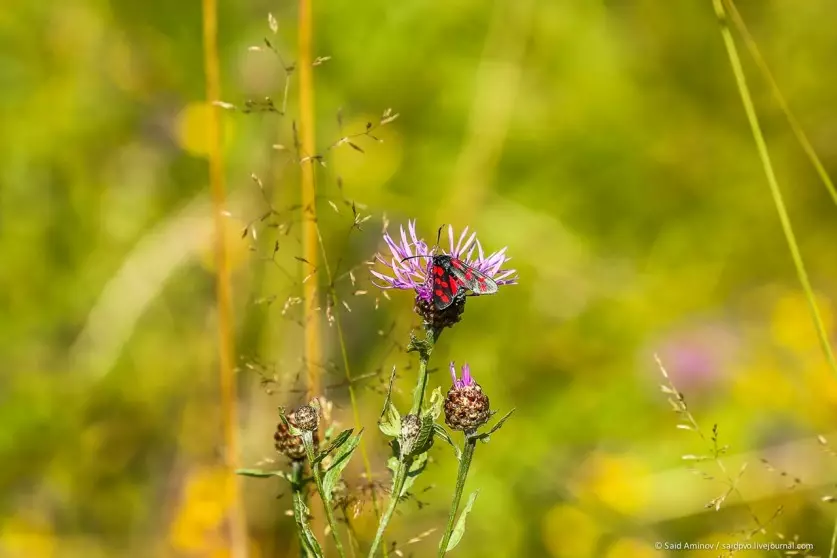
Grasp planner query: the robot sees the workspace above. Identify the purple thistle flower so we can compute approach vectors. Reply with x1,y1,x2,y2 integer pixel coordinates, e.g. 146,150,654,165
369,220,517,303
450,361,474,389
445,361,490,431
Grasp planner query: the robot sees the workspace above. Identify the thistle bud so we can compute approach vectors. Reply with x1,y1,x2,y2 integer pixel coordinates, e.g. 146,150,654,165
289,404,319,433
414,294,466,331
444,362,490,432
401,413,421,443
399,413,434,457
274,420,319,461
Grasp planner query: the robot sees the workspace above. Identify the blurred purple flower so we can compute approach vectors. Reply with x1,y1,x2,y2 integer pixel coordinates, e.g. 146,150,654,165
369,220,518,303
450,361,474,388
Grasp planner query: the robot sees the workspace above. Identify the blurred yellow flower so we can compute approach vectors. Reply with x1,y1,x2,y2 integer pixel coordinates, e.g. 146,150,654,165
731,361,796,413
541,504,600,558
605,537,661,558
169,466,232,553
0,515,56,558
574,452,649,516
772,291,833,354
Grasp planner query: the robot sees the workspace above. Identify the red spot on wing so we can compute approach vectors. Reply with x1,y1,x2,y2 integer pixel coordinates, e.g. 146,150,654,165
449,277,459,296
451,259,465,270
434,266,444,276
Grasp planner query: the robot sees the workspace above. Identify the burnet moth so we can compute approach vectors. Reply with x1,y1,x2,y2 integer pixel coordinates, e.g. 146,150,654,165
401,226,499,310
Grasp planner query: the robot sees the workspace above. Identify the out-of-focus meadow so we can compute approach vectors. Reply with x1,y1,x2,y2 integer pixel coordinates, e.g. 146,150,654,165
4,0,837,556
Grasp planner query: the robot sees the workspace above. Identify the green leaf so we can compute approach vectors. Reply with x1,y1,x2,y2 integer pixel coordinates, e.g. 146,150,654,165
425,386,444,421
401,452,428,497
386,452,429,498
323,430,363,500
313,428,353,465
445,490,479,552
235,468,291,481
415,414,435,454
476,408,516,443
432,424,461,460
379,365,397,418
379,401,401,438
292,487,324,557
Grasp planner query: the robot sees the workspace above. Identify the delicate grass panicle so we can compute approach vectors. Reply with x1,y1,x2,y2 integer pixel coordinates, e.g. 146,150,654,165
656,355,788,555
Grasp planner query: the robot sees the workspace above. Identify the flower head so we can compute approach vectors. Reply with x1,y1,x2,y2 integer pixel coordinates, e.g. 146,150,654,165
288,404,319,432
444,362,491,432
370,221,517,328
274,419,318,460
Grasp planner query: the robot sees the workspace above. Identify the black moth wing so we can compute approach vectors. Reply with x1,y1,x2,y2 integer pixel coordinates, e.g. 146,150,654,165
447,258,498,295
431,266,462,310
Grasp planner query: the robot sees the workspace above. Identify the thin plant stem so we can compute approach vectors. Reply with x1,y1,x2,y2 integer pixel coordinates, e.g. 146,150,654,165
437,436,476,556
303,432,347,558
724,0,837,208
291,461,317,558
367,460,409,558
712,0,837,378
200,1,247,556
830,515,837,558
368,328,437,557
410,327,438,415
298,0,321,403
314,226,384,524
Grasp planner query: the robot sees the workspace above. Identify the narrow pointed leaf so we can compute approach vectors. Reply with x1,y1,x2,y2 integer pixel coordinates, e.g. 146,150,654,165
433,424,461,460
235,468,291,481
445,490,479,552
293,487,324,557
323,430,363,499
313,428,353,465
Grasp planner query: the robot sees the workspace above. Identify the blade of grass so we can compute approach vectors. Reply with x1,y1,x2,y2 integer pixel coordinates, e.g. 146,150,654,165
201,0,248,556
712,0,837,378
830,515,837,558
299,0,321,402
724,0,837,208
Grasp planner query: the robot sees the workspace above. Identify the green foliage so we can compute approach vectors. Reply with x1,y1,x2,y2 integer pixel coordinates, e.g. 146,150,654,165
322,429,363,501
445,490,479,553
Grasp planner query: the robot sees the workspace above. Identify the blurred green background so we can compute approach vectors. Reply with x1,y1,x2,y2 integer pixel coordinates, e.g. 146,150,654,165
3,0,837,556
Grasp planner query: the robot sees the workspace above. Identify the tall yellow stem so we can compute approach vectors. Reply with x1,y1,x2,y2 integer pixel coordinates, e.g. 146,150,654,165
298,0,321,402
201,0,247,556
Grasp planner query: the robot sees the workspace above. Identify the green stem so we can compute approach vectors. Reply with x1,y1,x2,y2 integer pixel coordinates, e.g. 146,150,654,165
410,326,438,414
303,432,347,558
368,325,439,557
367,459,409,557
291,461,324,558
830,515,837,558
712,0,837,378
437,436,476,556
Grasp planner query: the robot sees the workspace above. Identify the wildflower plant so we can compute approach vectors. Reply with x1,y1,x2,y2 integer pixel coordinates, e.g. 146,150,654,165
366,222,516,557
224,13,517,557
